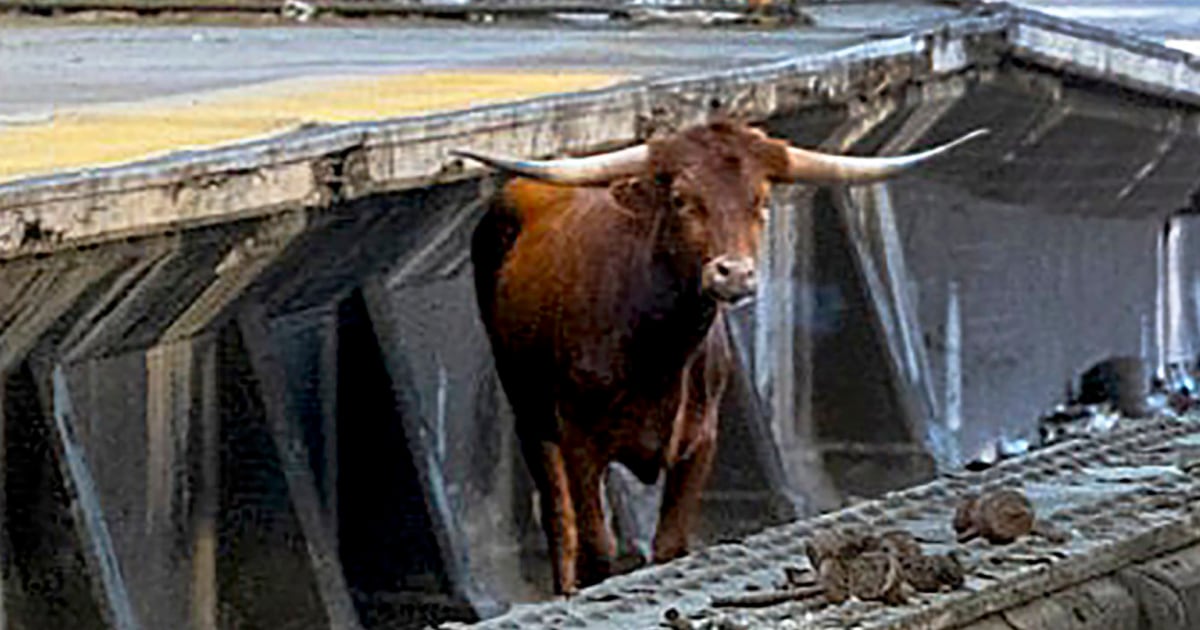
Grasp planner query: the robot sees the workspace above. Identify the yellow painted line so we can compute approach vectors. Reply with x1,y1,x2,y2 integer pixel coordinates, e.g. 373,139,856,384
0,71,624,183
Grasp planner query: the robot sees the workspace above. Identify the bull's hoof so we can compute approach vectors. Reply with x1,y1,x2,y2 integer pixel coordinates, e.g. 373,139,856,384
613,551,647,575
577,557,616,589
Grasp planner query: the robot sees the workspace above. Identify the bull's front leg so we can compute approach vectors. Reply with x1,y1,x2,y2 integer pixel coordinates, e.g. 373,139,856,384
521,438,579,595
653,335,728,563
562,433,617,588
651,419,717,562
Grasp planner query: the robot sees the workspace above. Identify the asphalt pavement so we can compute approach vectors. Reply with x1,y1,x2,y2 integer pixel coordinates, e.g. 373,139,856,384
0,22,871,118
5,1,1198,119
1,1,1197,181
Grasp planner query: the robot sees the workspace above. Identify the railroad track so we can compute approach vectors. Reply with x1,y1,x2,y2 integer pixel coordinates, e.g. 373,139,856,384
455,415,1200,629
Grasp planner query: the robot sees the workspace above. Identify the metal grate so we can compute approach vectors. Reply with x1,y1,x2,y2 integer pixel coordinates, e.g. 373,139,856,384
456,415,1200,629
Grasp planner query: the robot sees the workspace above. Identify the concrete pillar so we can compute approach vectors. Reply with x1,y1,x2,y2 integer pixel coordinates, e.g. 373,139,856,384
1164,218,1192,366
944,280,963,434
1157,221,1168,379
190,337,219,630
755,185,838,513
141,340,196,630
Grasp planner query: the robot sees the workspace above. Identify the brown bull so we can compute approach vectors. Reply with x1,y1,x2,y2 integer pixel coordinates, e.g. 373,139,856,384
457,120,985,595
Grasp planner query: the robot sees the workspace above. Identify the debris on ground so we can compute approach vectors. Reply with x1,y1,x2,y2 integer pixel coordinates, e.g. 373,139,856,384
707,487,1062,612
953,488,1035,544
781,565,816,589
969,356,1200,472
900,553,966,592
280,0,315,21
711,520,970,610
846,551,906,604
661,607,695,630
709,585,824,609
879,529,923,559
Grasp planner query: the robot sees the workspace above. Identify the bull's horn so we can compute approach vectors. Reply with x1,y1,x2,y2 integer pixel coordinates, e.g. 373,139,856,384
778,128,989,184
451,144,648,186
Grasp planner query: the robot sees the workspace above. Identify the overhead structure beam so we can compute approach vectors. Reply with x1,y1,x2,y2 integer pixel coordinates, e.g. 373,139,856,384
0,11,1012,260
753,182,841,513
133,210,313,627
751,93,905,510
0,253,129,376
189,337,219,630
158,211,308,345
58,238,180,364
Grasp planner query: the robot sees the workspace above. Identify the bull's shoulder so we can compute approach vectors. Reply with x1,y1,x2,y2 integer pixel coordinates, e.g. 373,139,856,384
500,178,581,227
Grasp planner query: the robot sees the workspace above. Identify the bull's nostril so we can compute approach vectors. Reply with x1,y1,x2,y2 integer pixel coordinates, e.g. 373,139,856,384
715,261,731,277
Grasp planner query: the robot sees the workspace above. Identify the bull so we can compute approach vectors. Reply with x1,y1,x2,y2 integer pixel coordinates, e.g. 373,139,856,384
456,119,986,595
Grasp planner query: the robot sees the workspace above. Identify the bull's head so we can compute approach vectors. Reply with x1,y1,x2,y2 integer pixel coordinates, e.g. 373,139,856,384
455,122,986,304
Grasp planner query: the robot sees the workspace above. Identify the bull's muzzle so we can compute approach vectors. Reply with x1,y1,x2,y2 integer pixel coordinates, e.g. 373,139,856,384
702,255,757,303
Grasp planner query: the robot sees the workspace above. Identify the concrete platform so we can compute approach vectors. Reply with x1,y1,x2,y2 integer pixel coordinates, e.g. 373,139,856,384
0,21,878,183
0,70,625,181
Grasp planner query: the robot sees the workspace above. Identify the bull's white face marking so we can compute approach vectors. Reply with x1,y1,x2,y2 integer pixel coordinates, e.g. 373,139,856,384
702,254,757,303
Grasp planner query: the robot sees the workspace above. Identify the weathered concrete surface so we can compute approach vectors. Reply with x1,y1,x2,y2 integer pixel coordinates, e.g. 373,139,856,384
994,0,1200,41
0,8,1004,259
0,23,867,119
0,3,975,183
0,71,626,181
1,1,1197,258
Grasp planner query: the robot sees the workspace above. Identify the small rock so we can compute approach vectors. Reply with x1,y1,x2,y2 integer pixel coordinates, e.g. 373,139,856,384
661,607,694,630
901,553,965,592
880,529,922,559
817,557,849,604
847,551,906,605
954,489,1035,544
805,525,879,567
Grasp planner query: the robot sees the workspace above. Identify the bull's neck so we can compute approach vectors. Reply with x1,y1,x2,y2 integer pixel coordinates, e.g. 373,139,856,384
620,213,718,375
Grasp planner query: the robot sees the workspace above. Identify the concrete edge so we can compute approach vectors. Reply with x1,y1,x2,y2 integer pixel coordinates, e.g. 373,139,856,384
961,540,1200,630
0,11,1005,259
1002,4,1200,106
4,3,1200,259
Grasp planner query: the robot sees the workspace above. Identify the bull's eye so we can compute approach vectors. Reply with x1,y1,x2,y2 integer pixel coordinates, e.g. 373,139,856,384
670,190,687,211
